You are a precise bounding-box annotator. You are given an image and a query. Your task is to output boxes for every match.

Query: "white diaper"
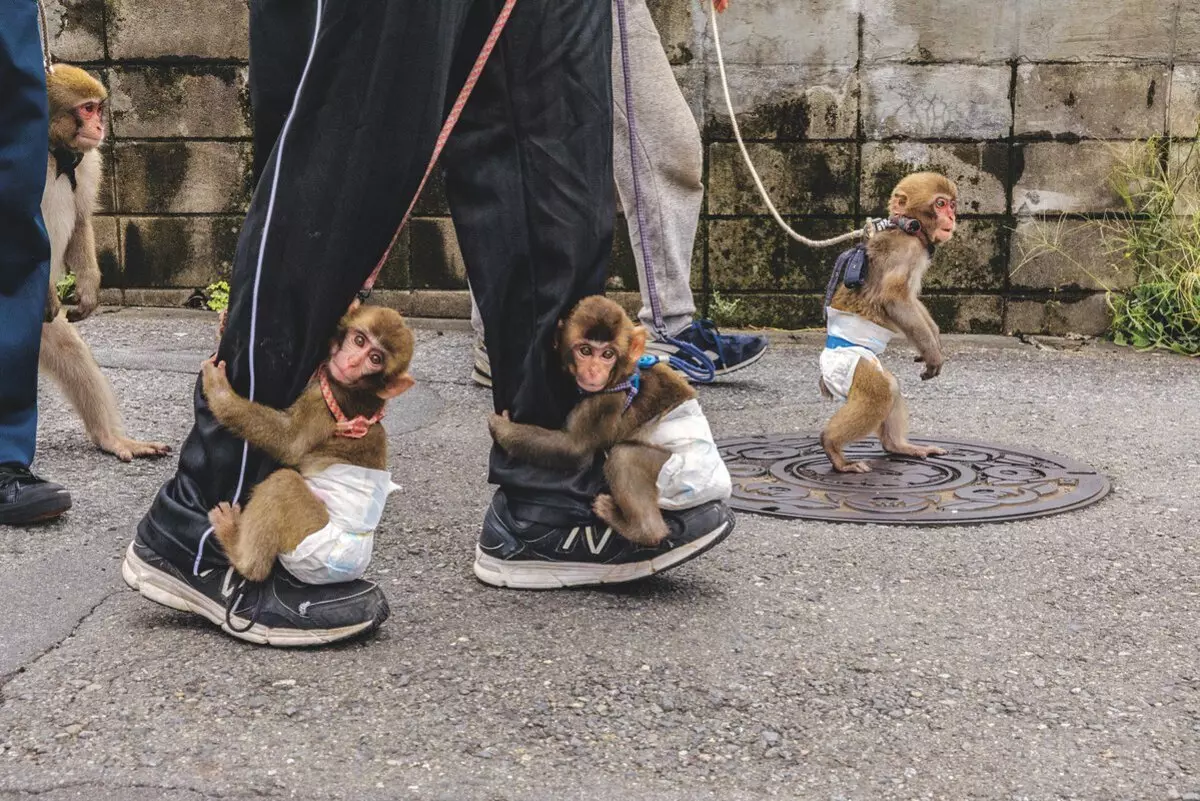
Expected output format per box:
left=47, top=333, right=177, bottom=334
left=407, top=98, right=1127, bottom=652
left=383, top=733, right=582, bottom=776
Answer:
left=278, top=463, right=400, bottom=585
left=820, top=307, right=896, bottom=402
left=819, top=346, right=880, bottom=401
left=642, top=399, right=732, bottom=510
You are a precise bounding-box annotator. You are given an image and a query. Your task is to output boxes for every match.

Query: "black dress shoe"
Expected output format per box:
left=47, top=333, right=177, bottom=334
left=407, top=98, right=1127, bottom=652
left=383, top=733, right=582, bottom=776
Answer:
left=0, top=463, right=72, bottom=525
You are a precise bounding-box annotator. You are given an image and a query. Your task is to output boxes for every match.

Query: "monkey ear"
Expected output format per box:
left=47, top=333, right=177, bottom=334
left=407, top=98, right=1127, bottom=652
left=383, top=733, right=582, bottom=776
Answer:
left=629, top=326, right=647, bottom=362
left=891, top=189, right=909, bottom=215
left=379, top=372, right=415, bottom=399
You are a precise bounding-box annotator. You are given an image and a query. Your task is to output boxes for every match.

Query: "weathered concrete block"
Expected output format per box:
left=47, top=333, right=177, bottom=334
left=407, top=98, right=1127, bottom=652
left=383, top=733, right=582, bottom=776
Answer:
left=1005, top=294, right=1111, bottom=336
left=924, top=294, right=1004, bottom=334
left=1012, top=142, right=1137, bottom=214
left=1169, top=66, right=1200, bottom=136
left=370, top=229, right=410, bottom=291
left=408, top=218, right=467, bottom=289
left=107, top=0, right=248, bottom=60
left=861, top=142, right=1008, bottom=215
left=707, top=142, right=856, bottom=215
left=371, top=290, right=472, bottom=321
left=109, top=67, right=250, bottom=138
left=645, top=0, right=700, bottom=65
left=862, top=66, right=1010, bottom=139
left=1015, top=64, right=1167, bottom=139
left=672, top=64, right=706, bottom=131
left=708, top=217, right=857, bottom=292
left=413, top=170, right=449, bottom=217
left=1018, top=0, right=1174, bottom=61
left=1010, top=218, right=1137, bottom=292
left=96, top=147, right=116, bottom=214
left=95, top=215, right=121, bottom=288
left=698, top=292, right=825, bottom=330
left=862, top=0, right=1016, bottom=64
left=114, top=142, right=251, bottom=214
left=703, top=65, right=856, bottom=141
left=44, top=0, right=106, bottom=62
left=924, top=219, right=1008, bottom=292
left=122, top=217, right=240, bottom=287
left=1180, top=4, right=1200, bottom=64
left=702, top=0, right=858, bottom=66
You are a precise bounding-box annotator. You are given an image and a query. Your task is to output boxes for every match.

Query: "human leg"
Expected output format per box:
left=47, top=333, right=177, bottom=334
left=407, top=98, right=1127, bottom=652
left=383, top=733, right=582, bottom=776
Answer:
left=0, top=0, right=72, bottom=525
left=129, top=0, right=478, bottom=641
left=611, top=0, right=767, bottom=380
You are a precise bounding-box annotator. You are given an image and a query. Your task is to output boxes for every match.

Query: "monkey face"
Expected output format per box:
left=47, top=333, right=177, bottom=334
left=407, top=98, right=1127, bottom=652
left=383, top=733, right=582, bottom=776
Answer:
left=329, top=327, right=387, bottom=387
left=72, top=100, right=106, bottom=149
left=930, top=194, right=957, bottom=243
left=570, top=340, right=618, bottom=393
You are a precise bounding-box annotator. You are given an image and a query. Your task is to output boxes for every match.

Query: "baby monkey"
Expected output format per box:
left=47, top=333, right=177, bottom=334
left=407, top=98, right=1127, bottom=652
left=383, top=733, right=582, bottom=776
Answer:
left=489, top=296, right=731, bottom=545
left=201, top=305, right=414, bottom=583
left=819, top=171, right=957, bottom=472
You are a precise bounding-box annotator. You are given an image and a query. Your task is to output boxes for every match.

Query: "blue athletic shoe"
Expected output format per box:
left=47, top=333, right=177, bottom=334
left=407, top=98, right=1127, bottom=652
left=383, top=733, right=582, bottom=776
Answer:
left=645, top=319, right=769, bottom=381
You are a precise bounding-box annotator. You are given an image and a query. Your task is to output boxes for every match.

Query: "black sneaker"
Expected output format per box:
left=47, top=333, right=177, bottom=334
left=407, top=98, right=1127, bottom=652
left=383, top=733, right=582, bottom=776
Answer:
left=645, top=318, right=769, bottom=380
left=474, top=490, right=734, bottom=589
left=0, top=463, right=72, bottom=525
left=121, top=536, right=389, bottom=646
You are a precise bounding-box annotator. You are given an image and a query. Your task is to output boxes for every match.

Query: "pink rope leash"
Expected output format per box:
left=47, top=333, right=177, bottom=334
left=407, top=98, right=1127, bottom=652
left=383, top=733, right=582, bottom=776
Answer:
left=360, top=0, right=518, bottom=297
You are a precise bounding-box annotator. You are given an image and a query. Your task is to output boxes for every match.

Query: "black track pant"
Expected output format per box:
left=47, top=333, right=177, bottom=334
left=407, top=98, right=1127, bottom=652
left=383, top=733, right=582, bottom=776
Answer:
left=139, top=0, right=614, bottom=571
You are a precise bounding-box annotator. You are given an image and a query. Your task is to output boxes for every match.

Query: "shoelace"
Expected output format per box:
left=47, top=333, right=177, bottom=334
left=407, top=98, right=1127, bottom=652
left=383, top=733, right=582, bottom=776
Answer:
left=0, top=464, right=41, bottom=488
left=223, top=570, right=262, bottom=634
left=660, top=321, right=719, bottom=384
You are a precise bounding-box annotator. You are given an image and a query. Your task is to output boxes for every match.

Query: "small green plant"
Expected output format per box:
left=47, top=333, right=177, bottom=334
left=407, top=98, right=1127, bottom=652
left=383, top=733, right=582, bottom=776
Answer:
left=1103, top=136, right=1200, bottom=356
left=707, top=290, right=743, bottom=327
left=204, top=280, right=230, bottom=312
left=1012, top=135, right=1200, bottom=356
left=55, top=272, right=77, bottom=303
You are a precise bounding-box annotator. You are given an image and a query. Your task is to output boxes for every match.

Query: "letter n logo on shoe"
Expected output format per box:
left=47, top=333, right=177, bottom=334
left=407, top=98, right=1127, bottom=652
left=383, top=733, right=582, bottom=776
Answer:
left=561, top=525, right=614, bottom=555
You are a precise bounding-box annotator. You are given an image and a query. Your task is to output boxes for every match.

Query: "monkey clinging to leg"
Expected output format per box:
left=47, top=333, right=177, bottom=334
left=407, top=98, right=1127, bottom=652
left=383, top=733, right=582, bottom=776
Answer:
left=488, top=295, right=732, bottom=546
left=39, top=64, right=170, bottom=462
left=201, top=305, right=414, bottom=583
left=818, top=171, right=957, bottom=473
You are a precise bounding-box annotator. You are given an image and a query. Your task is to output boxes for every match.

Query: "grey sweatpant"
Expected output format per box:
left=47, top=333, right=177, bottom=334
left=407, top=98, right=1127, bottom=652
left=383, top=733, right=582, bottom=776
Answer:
left=472, top=0, right=701, bottom=339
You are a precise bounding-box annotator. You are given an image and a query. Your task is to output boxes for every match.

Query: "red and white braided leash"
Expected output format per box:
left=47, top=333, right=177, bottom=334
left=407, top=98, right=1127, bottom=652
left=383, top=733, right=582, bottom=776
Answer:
left=360, top=0, right=518, bottom=298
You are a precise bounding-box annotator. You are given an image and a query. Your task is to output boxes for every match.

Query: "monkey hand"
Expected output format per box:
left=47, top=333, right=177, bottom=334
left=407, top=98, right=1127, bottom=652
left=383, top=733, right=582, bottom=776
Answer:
left=66, top=289, right=98, bottom=322
left=488, top=411, right=513, bottom=446
left=201, top=357, right=234, bottom=403
left=44, top=289, right=62, bottom=322
left=919, top=357, right=943, bottom=380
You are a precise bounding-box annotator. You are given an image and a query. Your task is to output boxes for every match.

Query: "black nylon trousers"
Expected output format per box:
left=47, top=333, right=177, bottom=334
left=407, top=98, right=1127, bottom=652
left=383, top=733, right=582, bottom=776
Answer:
left=138, top=0, right=614, bottom=571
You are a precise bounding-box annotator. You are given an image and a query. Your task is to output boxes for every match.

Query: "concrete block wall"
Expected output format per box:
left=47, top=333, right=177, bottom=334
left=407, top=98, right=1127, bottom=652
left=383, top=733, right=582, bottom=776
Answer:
left=48, top=0, right=1200, bottom=334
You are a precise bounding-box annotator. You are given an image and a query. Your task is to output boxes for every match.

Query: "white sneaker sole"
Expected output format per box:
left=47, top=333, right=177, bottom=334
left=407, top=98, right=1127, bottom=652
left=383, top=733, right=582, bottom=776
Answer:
left=472, top=520, right=730, bottom=589
left=121, top=543, right=375, bottom=647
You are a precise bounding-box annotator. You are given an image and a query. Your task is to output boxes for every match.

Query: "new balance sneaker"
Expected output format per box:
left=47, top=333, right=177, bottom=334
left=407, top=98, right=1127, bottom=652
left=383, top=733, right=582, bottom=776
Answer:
left=0, top=463, right=72, bottom=525
left=121, top=537, right=389, bottom=646
left=645, top=318, right=769, bottom=379
left=474, top=490, right=734, bottom=589
left=471, top=336, right=492, bottom=388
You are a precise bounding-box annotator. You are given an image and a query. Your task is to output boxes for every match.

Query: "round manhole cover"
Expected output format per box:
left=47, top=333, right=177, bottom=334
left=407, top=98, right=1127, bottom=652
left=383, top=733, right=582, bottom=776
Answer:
left=716, top=435, right=1110, bottom=525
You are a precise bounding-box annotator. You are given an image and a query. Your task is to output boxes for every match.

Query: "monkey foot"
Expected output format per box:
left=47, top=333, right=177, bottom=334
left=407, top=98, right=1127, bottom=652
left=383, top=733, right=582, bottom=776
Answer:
left=885, top=444, right=948, bottom=459
left=834, top=460, right=873, bottom=473
left=98, top=436, right=172, bottom=462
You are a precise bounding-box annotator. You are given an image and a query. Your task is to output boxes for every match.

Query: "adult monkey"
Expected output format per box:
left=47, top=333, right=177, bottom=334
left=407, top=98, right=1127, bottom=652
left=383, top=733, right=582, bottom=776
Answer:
left=819, top=172, right=956, bottom=473
left=489, top=295, right=732, bottom=547
left=39, top=64, right=170, bottom=462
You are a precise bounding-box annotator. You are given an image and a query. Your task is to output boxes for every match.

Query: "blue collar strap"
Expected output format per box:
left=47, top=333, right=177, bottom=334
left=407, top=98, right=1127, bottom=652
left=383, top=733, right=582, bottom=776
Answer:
left=581, top=364, right=644, bottom=412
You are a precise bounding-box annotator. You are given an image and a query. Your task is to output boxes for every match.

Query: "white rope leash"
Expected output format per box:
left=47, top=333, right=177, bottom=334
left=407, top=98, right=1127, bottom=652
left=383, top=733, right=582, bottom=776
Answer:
left=708, top=2, right=867, bottom=249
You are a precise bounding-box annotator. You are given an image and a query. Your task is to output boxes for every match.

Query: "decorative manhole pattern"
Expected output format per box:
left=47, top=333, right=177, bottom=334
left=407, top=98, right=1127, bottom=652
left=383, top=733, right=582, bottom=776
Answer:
left=716, top=435, right=1110, bottom=525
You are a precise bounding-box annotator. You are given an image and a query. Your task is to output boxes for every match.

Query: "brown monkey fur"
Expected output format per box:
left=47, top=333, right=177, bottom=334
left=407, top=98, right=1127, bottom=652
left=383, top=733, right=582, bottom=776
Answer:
left=488, top=296, right=695, bottom=545
left=201, top=305, right=414, bottom=582
left=820, top=171, right=957, bottom=473
left=39, top=65, right=170, bottom=462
